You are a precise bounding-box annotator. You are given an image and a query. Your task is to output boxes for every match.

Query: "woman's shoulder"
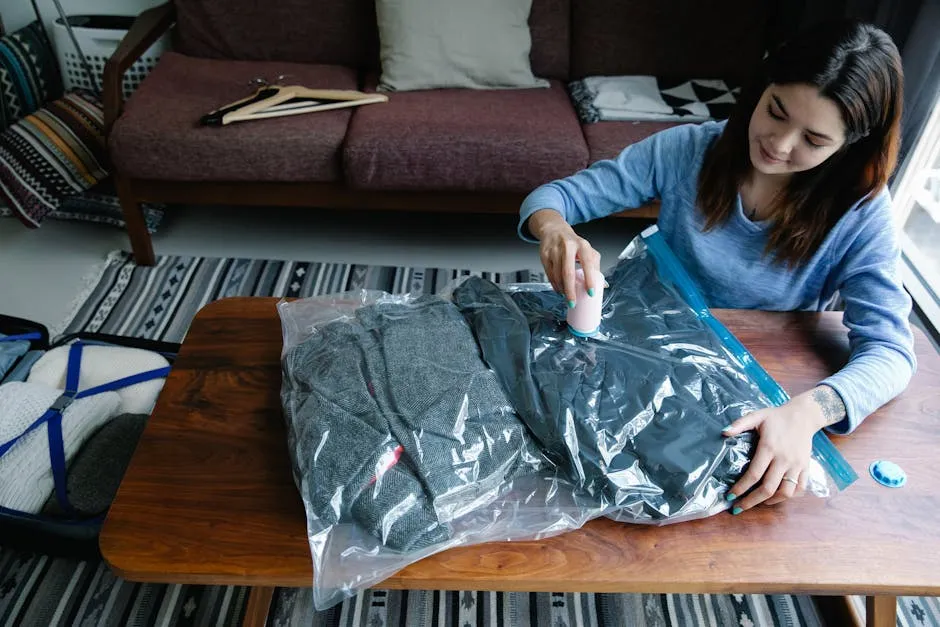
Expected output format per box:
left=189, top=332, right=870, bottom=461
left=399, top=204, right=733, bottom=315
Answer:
left=832, top=186, right=899, bottom=253
left=648, top=119, right=726, bottom=150
left=843, top=186, right=894, bottom=228
left=636, top=120, right=726, bottom=180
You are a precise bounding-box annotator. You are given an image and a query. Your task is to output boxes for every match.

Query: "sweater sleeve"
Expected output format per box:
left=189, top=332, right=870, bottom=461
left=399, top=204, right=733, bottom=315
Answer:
left=517, top=122, right=709, bottom=242
left=819, top=191, right=917, bottom=434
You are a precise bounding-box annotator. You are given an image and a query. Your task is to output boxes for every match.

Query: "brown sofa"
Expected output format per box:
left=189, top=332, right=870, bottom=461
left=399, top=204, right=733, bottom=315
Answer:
left=105, top=0, right=773, bottom=265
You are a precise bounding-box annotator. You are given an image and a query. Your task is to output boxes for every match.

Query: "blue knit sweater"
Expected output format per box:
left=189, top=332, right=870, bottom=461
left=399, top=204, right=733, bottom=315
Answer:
left=519, top=120, right=916, bottom=434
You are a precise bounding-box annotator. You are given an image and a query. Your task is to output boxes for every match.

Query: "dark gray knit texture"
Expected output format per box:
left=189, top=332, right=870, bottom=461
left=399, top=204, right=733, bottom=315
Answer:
left=452, top=250, right=760, bottom=523
left=282, top=296, right=542, bottom=552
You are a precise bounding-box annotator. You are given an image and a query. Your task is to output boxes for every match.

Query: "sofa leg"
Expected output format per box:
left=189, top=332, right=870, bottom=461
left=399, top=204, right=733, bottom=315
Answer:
left=115, top=176, right=155, bottom=266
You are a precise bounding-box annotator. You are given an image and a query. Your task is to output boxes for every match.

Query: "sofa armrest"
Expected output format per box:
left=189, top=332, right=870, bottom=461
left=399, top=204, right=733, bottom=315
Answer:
left=103, top=2, right=176, bottom=136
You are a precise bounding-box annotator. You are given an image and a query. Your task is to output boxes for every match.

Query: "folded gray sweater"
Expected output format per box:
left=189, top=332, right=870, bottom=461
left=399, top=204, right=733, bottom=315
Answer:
left=281, top=296, right=543, bottom=552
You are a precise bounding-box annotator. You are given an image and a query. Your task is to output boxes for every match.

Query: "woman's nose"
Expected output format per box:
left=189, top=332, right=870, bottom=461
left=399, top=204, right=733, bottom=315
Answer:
left=768, top=130, right=799, bottom=156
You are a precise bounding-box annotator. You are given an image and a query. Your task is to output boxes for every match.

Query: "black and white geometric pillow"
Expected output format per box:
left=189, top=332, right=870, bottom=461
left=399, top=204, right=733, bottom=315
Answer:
left=569, top=76, right=740, bottom=124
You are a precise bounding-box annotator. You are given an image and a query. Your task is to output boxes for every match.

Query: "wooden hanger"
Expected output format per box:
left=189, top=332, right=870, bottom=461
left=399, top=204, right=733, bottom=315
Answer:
left=199, top=85, right=388, bottom=126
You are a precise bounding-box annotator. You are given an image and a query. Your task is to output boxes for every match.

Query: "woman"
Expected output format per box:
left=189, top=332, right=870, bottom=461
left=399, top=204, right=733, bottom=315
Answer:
left=518, top=20, right=916, bottom=514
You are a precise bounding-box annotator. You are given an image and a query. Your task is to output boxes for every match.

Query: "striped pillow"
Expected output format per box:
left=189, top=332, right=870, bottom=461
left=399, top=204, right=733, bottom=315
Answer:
left=0, top=89, right=109, bottom=227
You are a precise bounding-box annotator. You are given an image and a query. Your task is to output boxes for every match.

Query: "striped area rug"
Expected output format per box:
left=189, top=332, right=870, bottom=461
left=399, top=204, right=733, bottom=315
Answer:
left=0, top=249, right=913, bottom=626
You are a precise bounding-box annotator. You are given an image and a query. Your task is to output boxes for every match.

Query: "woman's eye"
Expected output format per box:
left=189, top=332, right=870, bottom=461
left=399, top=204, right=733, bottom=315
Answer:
left=805, top=136, right=823, bottom=149
left=767, top=104, right=784, bottom=121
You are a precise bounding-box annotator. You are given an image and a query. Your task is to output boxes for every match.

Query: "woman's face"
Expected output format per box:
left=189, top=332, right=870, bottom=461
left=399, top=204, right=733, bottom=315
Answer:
left=748, top=83, right=847, bottom=176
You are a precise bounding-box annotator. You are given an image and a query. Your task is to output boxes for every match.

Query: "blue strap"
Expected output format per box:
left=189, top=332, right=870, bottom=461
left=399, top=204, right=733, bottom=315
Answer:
left=0, top=332, right=42, bottom=343
left=0, top=410, right=56, bottom=458
left=47, top=410, right=75, bottom=515
left=75, top=367, right=172, bottom=399
left=65, top=342, right=83, bottom=397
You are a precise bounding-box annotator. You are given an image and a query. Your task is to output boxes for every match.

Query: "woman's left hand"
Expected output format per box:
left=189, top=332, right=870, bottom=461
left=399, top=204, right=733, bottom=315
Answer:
left=721, top=390, right=830, bottom=512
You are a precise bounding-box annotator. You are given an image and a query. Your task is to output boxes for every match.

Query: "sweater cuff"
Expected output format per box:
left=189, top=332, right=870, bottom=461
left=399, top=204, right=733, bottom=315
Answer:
left=518, top=186, right=568, bottom=243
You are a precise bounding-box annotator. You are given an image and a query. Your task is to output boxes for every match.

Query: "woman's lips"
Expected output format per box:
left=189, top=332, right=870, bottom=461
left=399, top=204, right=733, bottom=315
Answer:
left=758, top=142, right=786, bottom=164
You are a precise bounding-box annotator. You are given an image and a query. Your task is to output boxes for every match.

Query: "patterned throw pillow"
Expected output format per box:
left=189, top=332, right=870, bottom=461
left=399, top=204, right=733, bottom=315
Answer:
left=0, top=21, right=63, bottom=133
left=0, top=89, right=164, bottom=233
left=569, top=76, right=739, bottom=124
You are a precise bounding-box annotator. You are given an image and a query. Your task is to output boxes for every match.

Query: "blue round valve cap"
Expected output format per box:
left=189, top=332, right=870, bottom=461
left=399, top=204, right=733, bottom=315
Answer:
left=869, top=460, right=906, bottom=488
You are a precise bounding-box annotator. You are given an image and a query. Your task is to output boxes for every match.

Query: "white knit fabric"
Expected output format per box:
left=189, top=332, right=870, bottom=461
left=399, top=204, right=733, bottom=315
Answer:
left=0, top=381, right=121, bottom=514
left=27, top=345, right=169, bottom=415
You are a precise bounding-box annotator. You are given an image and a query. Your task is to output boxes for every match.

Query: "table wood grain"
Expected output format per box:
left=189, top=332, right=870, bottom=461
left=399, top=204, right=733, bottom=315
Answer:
left=100, top=297, right=940, bottom=598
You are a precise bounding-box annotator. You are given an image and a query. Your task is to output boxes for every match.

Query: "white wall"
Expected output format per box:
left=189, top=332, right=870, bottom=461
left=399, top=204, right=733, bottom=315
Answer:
left=1, top=0, right=162, bottom=35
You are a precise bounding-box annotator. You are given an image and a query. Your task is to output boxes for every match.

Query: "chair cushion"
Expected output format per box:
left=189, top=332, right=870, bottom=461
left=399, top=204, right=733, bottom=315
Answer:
left=343, top=79, right=588, bottom=192
left=582, top=121, right=682, bottom=164
left=109, top=52, right=358, bottom=182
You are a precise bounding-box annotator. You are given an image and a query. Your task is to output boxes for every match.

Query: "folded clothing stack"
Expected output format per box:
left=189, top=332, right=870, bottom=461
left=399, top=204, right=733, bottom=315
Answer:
left=451, top=251, right=759, bottom=523
left=0, top=343, right=170, bottom=515
left=0, top=381, right=121, bottom=513
left=281, top=296, right=544, bottom=552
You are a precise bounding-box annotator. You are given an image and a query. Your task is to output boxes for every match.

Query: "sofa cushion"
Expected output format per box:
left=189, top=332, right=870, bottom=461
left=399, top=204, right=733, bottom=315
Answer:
left=571, top=1, right=769, bottom=82
left=109, top=52, right=358, bottom=182
left=529, top=0, right=570, bottom=80
left=582, top=121, right=681, bottom=164
left=343, top=80, right=588, bottom=192
left=175, top=0, right=377, bottom=68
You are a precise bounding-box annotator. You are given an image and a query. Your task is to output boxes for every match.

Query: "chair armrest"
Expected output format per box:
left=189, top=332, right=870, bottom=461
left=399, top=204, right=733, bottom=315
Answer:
left=103, top=2, right=176, bottom=136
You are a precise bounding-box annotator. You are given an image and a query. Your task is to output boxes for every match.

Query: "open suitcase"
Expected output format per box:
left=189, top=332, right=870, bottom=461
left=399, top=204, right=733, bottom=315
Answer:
left=0, top=313, right=180, bottom=559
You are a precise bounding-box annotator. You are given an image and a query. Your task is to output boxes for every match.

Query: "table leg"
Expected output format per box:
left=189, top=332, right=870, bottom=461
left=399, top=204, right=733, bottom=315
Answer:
left=242, top=586, right=276, bottom=627
left=866, top=595, right=897, bottom=627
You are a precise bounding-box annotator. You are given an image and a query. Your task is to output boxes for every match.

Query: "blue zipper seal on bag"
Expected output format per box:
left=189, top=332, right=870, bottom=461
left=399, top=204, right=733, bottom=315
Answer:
left=640, top=226, right=858, bottom=491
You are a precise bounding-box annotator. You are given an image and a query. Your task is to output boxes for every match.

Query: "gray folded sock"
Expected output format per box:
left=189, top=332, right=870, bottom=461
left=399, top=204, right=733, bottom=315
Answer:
left=42, top=413, right=148, bottom=517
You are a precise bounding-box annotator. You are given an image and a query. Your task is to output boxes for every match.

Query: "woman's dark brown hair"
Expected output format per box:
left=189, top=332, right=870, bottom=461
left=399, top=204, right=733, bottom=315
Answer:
left=697, top=20, right=903, bottom=266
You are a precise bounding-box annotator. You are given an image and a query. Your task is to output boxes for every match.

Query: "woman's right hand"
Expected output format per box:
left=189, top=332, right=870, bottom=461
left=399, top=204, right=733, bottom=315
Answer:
left=527, top=209, right=602, bottom=307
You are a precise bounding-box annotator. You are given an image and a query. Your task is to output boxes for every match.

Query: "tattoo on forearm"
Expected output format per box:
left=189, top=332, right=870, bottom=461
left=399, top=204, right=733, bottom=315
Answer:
left=812, top=386, right=847, bottom=427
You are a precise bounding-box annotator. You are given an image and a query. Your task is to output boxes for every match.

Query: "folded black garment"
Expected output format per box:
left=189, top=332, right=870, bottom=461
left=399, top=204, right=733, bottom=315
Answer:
left=452, top=250, right=760, bottom=523
left=281, top=296, right=544, bottom=552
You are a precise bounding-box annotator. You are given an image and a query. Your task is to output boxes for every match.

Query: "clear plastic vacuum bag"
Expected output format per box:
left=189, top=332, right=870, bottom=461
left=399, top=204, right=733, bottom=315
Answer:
left=278, top=292, right=602, bottom=610
left=451, top=228, right=853, bottom=520
left=278, top=227, right=856, bottom=609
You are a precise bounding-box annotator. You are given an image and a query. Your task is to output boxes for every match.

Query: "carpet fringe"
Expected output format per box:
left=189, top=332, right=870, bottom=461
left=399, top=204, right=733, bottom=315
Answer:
left=49, top=249, right=128, bottom=339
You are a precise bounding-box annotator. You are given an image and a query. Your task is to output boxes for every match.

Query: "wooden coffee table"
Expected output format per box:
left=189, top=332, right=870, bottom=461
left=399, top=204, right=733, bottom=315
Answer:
left=100, top=297, right=940, bottom=627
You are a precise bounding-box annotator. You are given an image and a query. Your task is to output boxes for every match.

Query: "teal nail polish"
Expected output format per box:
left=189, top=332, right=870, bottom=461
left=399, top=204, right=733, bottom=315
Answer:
left=732, top=507, right=743, bottom=515
left=726, top=493, right=736, bottom=502
left=568, top=300, right=576, bottom=309
left=587, top=288, right=595, bottom=297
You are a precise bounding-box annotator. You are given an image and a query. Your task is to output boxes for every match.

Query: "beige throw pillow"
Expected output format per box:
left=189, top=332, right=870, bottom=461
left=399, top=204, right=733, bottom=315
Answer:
left=376, top=0, right=549, bottom=91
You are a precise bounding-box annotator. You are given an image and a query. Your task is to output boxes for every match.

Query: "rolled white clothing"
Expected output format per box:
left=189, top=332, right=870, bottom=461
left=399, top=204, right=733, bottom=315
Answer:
left=0, top=381, right=121, bottom=514
left=27, top=344, right=169, bottom=415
